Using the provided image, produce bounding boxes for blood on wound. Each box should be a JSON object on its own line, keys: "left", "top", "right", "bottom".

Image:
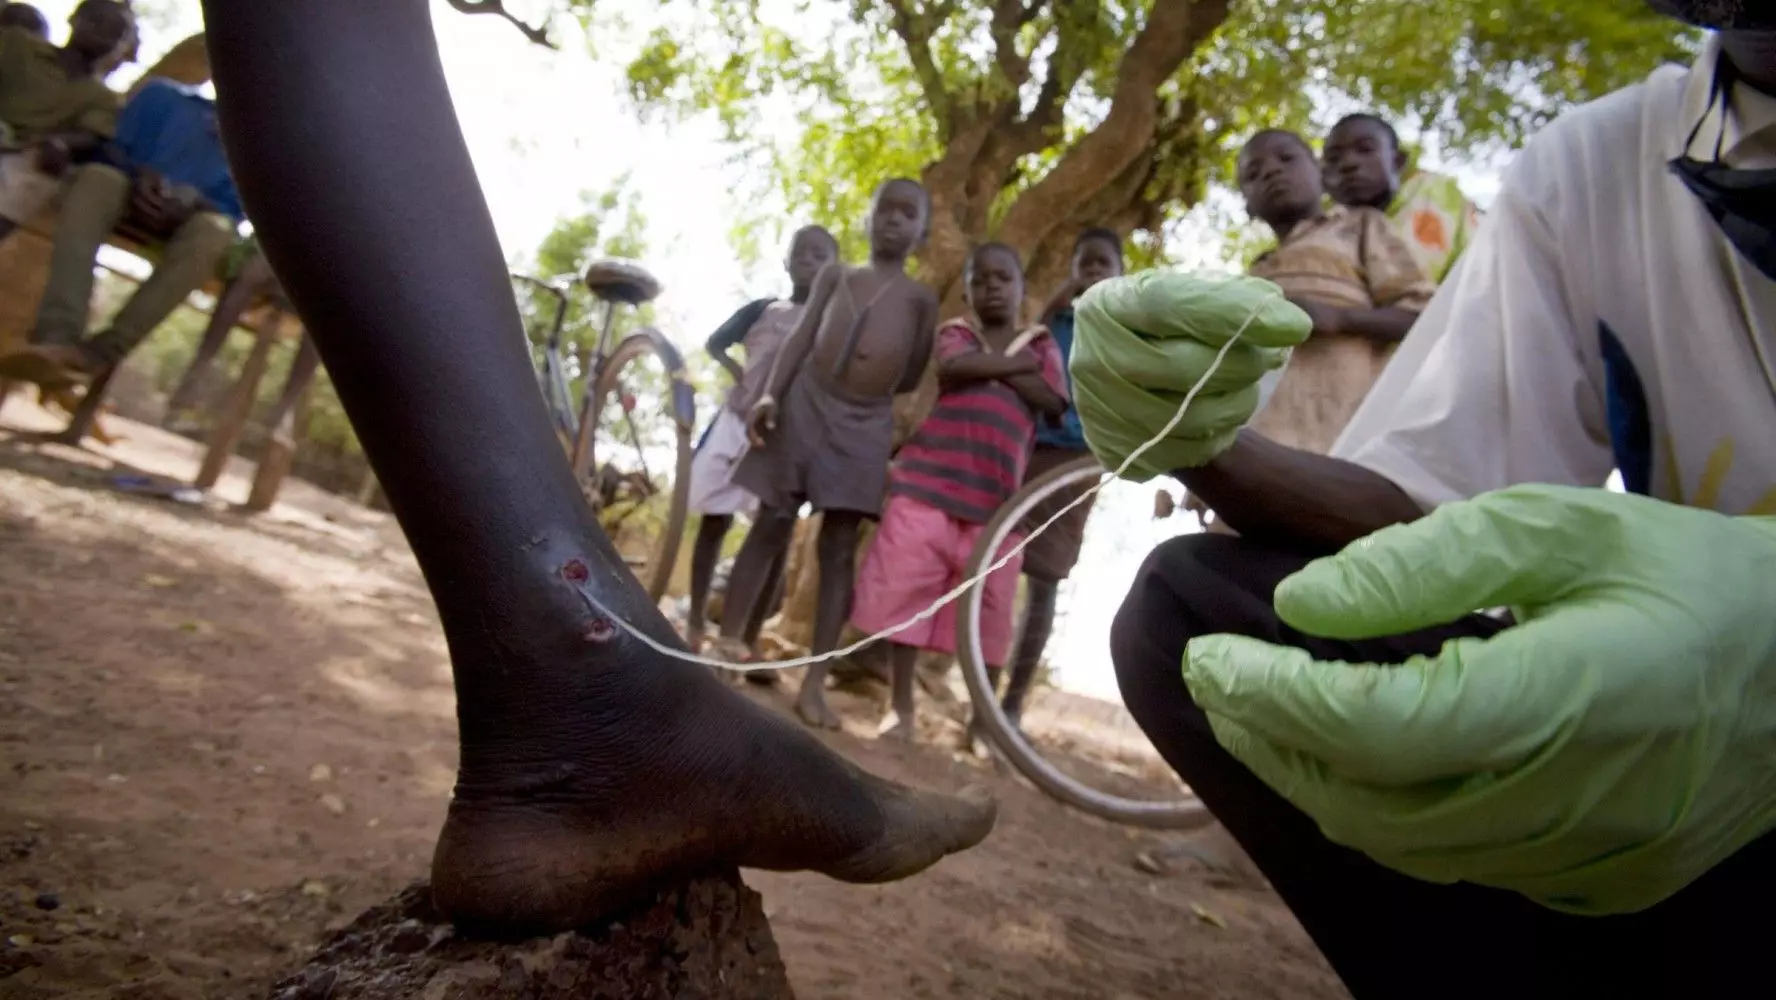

{"left": 562, "top": 559, "right": 591, "bottom": 583}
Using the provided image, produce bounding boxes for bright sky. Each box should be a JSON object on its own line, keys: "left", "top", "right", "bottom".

{"left": 46, "top": 0, "right": 1527, "bottom": 702}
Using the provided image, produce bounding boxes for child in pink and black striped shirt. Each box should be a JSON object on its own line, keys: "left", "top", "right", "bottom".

{"left": 850, "top": 242, "right": 1068, "bottom": 741}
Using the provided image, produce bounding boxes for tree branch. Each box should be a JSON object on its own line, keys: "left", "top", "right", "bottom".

{"left": 445, "top": 0, "right": 557, "bottom": 49}
{"left": 884, "top": 0, "right": 955, "bottom": 135}
{"left": 996, "top": 0, "right": 1229, "bottom": 250}
{"left": 1007, "top": 0, "right": 1095, "bottom": 156}
{"left": 989, "top": 0, "right": 1038, "bottom": 89}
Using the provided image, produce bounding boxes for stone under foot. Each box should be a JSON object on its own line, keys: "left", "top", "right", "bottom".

{"left": 268, "top": 875, "right": 794, "bottom": 1000}
{"left": 430, "top": 656, "right": 994, "bottom": 933}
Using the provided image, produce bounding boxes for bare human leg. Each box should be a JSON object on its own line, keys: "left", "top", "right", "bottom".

{"left": 794, "top": 509, "right": 863, "bottom": 726}
{"left": 714, "top": 504, "right": 795, "bottom": 654}
{"left": 740, "top": 544, "right": 789, "bottom": 686}
{"left": 882, "top": 642, "right": 919, "bottom": 742}
{"left": 1001, "top": 575, "right": 1057, "bottom": 726}
{"left": 203, "top": 0, "right": 994, "bottom": 933}
{"left": 741, "top": 545, "right": 787, "bottom": 647}
{"left": 685, "top": 513, "right": 733, "bottom": 650}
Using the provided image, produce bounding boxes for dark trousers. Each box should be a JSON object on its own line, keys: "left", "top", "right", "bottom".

{"left": 1111, "top": 533, "right": 1776, "bottom": 1000}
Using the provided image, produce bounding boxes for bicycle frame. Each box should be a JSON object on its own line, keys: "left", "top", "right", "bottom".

{"left": 511, "top": 273, "right": 623, "bottom": 442}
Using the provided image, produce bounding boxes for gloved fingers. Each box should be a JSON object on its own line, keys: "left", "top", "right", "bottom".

{"left": 1273, "top": 485, "right": 1613, "bottom": 641}
{"left": 1200, "top": 711, "right": 1583, "bottom": 896}
{"left": 1077, "top": 274, "right": 1312, "bottom": 350}
{"left": 1074, "top": 379, "right": 1257, "bottom": 479}
{"left": 1070, "top": 325, "right": 1287, "bottom": 395}
{"left": 1183, "top": 626, "right": 1597, "bottom": 787}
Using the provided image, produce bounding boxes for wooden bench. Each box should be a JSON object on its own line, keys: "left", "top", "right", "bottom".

{"left": 0, "top": 203, "right": 317, "bottom": 511}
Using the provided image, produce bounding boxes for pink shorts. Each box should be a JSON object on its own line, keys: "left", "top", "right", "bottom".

{"left": 851, "top": 494, "right": 1024, "bottom": 666}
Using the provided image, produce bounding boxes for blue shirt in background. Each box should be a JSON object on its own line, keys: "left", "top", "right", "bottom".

{"left": 1034, "top": 306, "right": 1087, "bottom": 451}
{"left": 111, "top": 78, "right": 243, "bottom": 222}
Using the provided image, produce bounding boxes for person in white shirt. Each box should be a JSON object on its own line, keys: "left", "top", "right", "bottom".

{"left": 1111, "top": 4, "right": 1776, "bottom": 997}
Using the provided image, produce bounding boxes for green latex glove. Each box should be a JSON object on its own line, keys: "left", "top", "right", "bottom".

{"left": 1069, "top": 271, "right": 1309, "bottom": 480}
{"left": 1184, "top": 485, "right": 1776, "bottom": 915}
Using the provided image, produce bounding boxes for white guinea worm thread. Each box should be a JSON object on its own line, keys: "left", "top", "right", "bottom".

{"left": 569, "top": 293, "right": 1277, "bottom": 673}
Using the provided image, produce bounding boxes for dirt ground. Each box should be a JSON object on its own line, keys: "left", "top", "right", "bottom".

{"left": 0, "top": 397, "right": 1346, "bottom": 1000}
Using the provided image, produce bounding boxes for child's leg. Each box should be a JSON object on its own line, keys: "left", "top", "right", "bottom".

{"left": 740, "top": 542, "right": 789, "bottom": 687}
{"left": 742, "top": 544, "right": 788, "bottom": 646}
{"left": 813, "top": 511, "right": 864, "bottom": 654}
{"left": 685, "top": 514, "right": 733, "bottom": 648}
{"left": 717, "top": 506, "right": 795, "bottom": 644}
{"left": 883, "top": 641, "right": 920, "bottom": 741}
{"left": 1002, "top": 576, "right": 1059, "bottom": 725}
{"left": 793, "top": 510, "right": 865, "bottom": 728}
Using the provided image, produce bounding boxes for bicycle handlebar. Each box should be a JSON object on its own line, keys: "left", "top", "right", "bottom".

{"left": 511, "top": 272, "right": 570, "bottom": 348}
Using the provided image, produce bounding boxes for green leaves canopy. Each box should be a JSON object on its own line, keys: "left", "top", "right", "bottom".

{"left": 587, "top": 0, "right": 1691, "bottom": 306}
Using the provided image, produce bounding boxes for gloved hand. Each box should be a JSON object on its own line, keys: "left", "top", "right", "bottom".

{"left": 1069, "top": 271, "right": 1309, "bottom": 480}
{"left": 1183, "top": 484, "right": 1776, "bottom": 915}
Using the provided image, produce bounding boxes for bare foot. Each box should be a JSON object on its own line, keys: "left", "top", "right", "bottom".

{"left": 431, "top": 642, "right": 995, "bottom": 933}
{"left": 794, "top": 682, "right": 843, "bottom": 730}
{"left": 877, "top": 711, "right": 915, "bottom": 743}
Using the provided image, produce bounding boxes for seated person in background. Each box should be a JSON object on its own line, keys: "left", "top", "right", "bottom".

{"left": 1238, "top": 128, "right": 1435, "bottom": 456}
{"left": 0, "top": 4, "right": 48, "bottom": 39}
{"left": 0, "top": 0, "right": 132, "bottom": 242}
{"left": 684, "top": 224, "right": 839, "bottom": 661}
{"left": 1322, "top": 112, "right": 1482, "bottom": 284}
{"left": 991, "top": 227, "right": 1123, "bottom": 733}
{"left": 712, "top": 178, "right": 938, "bottom": 727}
{"left": 0, "top": 73, "right": 242, "bottom": 389}
{"left": 852, "top": 242, "right": 1067, "bottom": 742}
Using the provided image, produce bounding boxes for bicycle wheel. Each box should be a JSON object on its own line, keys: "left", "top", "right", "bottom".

{"left": 570, "top": 328, "right": 695, "bottom": 603}
{"left": 956, "top": 453, "right": 1211, "bottom": 829}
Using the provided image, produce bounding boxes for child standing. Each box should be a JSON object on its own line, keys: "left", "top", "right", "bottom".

{"left": 710, "top": 179, "right": 939, "bottom": 730}
{"left": 994, "top": 228, "right": 1123, "bottom": 731}
{"left": 851, "top": 242, "right": 1067, "bottom": 741}
{"left": 1321, "top": 113, "right": 1481, "bottom": 286}
{"left": 683, "top": 225, "right": 839, "bottom": 660}
{"left": 1237, "top": 128, "right": 1434, "bottom": 455}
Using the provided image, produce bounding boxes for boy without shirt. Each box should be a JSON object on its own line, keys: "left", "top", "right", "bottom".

{"left": 710, "top": 178, "right": 939, "bottom": 728}
{"left": 852, "top": 242, "right": 1067, "bottom": 741}
{"left": 683, "top": 224, "right": 839, "bottom": 659}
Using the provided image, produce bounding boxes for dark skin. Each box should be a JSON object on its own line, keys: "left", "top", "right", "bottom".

{"left": 1238, "top": 132, "right": 1418, "bottom": 346}
{"left": 706, "top": 228, "right": 835, "bottom": 385}
{"left": 722, "top": 179, "right": 938, "bottom": 730}
{"left": 686, "top": 228, "right": 836, "bottom": 664}
{"left": 994, "top": 236, "right": 1124, "bottom": 732}
{"left": 1194, "top": 25, "right": 1776, "bottom": 555}
{"left": 0, "top": 4, "right": 49, "bottom": 38}
{"left": 1322, "top": 117, "right": 1406, "bottom": 212}
{"left": 33, "top": 2, "right": 132, "bottom": 177}
{"left": 883, "top": 245, "right": 1059, "bottom": 741}
{"left": 200, "top": 0, "right": 992, "bottom": 933}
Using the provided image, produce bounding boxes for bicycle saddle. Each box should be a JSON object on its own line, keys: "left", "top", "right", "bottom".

{"left": 582, "top": 258, "right": 662, "bottom": 306}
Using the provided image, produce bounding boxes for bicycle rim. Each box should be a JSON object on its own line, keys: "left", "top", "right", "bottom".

{"left": 578, "top": 332, "right": 694, "bottom": 603}
{"left": 955, "top": 454, "right": 1210, "bottom": 829}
